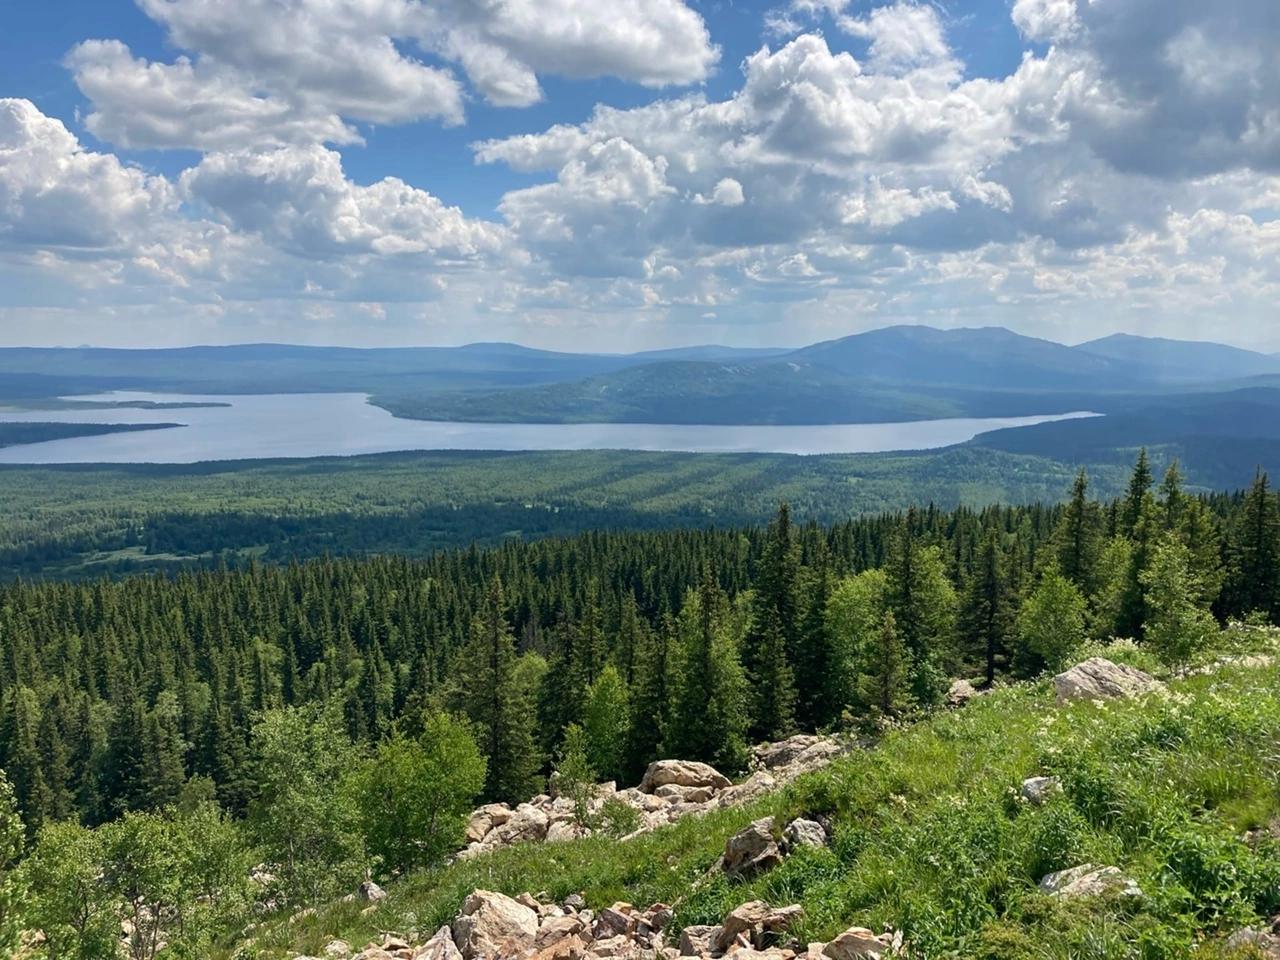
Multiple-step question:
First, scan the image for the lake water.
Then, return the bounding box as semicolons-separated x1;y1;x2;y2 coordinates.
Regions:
0;392;1098;463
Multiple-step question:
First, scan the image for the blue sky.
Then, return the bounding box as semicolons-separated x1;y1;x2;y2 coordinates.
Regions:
1;0;1278;350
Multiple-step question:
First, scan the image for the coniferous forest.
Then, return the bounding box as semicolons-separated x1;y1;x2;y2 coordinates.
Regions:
0;454;1278;957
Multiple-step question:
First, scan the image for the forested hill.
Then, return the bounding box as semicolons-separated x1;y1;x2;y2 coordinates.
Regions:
3;454;1277;837
3;455;1280;958
6;325;1280;426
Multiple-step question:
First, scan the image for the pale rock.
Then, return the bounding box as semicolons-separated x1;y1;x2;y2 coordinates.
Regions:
821;927;894;960
414;926;463;960
493;804;550;844
589;935;640;958
1020;776;1062;805
323;942;352;959
466;804;514;843
1053;658;1165;705
783;819;827;850
655;784;716;804
724;818;782;878
677;925;723;958
359;880;388;903
594;903;635;939
536;915;587;949
640;760;731;793
452;890;540;960
753;736;826;770
719;771;778;809
1038;864;1142;899
715;901;771;952
946;679;978;706
1224;927;1280;957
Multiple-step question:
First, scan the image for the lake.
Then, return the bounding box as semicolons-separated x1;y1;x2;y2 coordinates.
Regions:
0;392;1098;463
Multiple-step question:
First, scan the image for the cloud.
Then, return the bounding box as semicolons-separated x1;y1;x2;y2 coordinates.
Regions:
0;98;174;250
181;145;507;260
69;0;718;151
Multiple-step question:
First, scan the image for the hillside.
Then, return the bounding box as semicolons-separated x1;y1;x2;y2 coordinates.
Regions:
6;326;1280;428
381;326;1280;426
232;643;1280;960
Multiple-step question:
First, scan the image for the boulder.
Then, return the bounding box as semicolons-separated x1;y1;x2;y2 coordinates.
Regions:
322;941;353;959
677;925;723;958
1038;864;1142;900
1020;776;1062;805
493;804;551;844
536;915;588;950
593;903;635;940
358;880;388;903
589;935;641;959
754;735;827;770
414;927;463;960
724;817;783;878
821;927;895;960
640;760;731;794
1053;658;1165;705
715;901;771;952
783;818;827;850
654;784;716;804
946;679;978;706
547;820;588;843
452;890;540;960
466;804;514;843
716;771;777;808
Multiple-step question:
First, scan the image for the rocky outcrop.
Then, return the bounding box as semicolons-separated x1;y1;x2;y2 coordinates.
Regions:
295;891;899;960
1052;658;1165;705
724;818;784;878
452;890;540;960
945;679;979;707
461;735;854;858
1038;864;1142;900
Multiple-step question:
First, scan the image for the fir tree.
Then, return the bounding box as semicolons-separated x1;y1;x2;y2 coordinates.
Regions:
856;611;911;719
960;529;1013;685
1053;469;1103;595
459;577;541;803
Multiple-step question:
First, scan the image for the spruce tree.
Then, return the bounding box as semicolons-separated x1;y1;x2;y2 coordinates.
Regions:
1231;470;1280;620
1122;448;1155;537
459;577;541;803
960;529;1013;685
742;505;800;741
1053;469;1103;595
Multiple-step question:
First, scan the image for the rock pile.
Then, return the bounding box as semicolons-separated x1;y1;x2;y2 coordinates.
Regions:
299;890;902;960
460;736;854;859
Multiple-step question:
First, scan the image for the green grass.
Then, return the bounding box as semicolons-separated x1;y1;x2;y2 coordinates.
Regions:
230;638;1280;960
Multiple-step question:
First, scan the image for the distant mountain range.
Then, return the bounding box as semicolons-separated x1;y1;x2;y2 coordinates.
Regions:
3;325;1280;426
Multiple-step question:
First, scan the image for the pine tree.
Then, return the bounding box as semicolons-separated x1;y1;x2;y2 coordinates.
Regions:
885;514;956;704
459;577;541;803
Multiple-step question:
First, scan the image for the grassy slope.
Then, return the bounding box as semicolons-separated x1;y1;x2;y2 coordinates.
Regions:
238;640;1280;960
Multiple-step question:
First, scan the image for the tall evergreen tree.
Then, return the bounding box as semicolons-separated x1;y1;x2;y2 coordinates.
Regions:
742;505;800;741
856;611;911;719
458;577;541;803
1052;469;1103;595
1122;448;1155;537
1230;470;1280;620
960;529;1013;685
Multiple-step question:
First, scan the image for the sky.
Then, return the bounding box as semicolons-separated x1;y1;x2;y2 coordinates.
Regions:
0;0;1278;351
